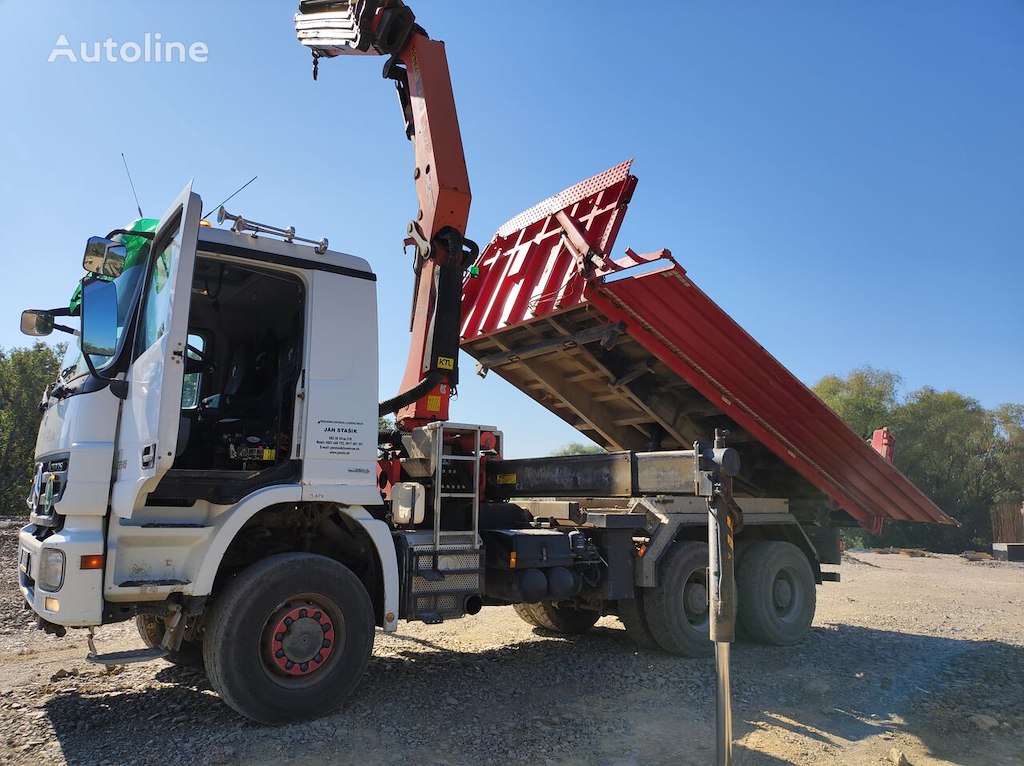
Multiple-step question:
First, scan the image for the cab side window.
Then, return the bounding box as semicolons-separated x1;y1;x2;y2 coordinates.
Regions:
136;214;183;356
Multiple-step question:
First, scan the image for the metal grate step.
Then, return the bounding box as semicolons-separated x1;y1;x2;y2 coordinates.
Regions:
86;647;168;666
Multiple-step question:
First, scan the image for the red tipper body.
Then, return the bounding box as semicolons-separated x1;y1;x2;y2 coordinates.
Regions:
461;162;955;533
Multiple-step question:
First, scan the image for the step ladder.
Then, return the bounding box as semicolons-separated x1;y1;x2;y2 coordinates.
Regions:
431;422;483;552
405;422;492;622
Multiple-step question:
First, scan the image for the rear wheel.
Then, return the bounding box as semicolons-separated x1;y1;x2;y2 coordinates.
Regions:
524;601;599;634
512;603;542;627
618;590;661;651
642;541;714;657
136;614;203;667
203;552;375;723
737;541;816;646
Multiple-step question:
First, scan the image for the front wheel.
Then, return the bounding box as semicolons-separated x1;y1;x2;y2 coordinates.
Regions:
737;541;816;646
203;553;375;723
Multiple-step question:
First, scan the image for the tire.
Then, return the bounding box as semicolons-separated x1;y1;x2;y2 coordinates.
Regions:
526;602;599;634
737;541;816;646
642;541;714;657
136;614;203;667
617;590;661;651
203;552;375;724
512;603;543;627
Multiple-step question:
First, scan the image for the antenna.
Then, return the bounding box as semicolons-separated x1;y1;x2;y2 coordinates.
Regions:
203;176;258;220
121;152;144;219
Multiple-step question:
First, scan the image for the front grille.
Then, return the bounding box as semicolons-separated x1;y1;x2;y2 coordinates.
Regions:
27;456;70;528
18;546;35;591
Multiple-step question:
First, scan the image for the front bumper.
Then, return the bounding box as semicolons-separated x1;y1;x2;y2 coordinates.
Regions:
19;516;105;627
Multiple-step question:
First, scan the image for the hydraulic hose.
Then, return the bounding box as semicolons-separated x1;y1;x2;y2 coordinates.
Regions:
378;368;445;417
377;428;402;445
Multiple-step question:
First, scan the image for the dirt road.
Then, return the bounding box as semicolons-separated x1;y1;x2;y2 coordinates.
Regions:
2;519;1022;766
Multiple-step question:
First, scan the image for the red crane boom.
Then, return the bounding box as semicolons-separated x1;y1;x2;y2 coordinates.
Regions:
296;0;477;429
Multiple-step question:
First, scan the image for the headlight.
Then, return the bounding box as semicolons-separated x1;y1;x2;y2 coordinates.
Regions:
38;549;65;591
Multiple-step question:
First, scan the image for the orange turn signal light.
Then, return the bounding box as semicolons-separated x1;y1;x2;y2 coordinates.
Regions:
80;554;104;570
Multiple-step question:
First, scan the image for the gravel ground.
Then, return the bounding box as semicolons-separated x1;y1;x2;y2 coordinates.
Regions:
2;517;1023;766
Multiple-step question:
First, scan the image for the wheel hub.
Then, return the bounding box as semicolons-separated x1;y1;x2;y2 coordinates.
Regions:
684;581;708;617
773;577;794;611
266;603;335;676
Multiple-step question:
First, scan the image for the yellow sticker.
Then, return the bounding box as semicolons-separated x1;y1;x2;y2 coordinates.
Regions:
426;395;442;411
437;356;455;370
263;449;276;461
495;474;517;485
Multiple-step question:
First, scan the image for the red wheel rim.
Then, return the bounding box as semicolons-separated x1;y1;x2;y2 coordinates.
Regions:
264;600;336;677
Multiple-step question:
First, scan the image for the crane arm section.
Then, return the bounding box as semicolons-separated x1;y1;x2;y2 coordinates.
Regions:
295;1;477;429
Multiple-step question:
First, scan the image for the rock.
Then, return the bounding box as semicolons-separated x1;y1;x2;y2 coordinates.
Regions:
803;678;831;697
889;748;911;765
963;551;993;562
969;713;999;732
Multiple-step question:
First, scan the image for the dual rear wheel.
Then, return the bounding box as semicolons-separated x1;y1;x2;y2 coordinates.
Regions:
619;539;816;655
736;540;817;646
513;601;600;634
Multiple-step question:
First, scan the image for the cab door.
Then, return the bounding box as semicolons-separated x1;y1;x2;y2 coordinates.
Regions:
110;183;202;518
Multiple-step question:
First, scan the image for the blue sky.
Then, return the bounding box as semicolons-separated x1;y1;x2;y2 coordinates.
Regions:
1;1;1021;457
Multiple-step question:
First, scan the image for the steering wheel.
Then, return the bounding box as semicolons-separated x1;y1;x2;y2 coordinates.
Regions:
185;343;216;374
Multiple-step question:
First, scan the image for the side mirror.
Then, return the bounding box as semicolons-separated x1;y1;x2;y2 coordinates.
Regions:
83;237;127;278
21;310;55;337
80;278;118;359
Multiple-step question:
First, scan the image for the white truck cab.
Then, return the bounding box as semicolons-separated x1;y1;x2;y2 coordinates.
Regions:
19;184;394;636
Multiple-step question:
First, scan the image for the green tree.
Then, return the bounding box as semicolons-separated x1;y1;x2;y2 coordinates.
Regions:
991;403;1024;506
813;366;1016;552
885;387;997;551
0;343;62;516
550;442;604;456
813;366;901;438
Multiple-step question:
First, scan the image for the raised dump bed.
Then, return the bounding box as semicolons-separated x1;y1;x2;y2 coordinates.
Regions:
461;161;955;533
